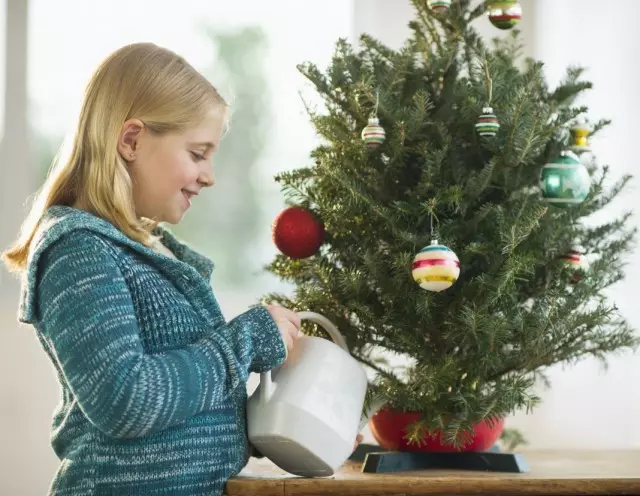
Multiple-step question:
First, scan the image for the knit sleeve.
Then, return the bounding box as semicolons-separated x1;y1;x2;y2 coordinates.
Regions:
35;231;287;439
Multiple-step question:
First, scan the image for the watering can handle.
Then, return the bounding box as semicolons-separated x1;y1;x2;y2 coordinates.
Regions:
295;313;387;431
296;311;349;352
259;311;349;404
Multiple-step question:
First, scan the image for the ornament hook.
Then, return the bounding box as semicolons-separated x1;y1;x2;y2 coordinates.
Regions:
484;57;493;106
373;89;380;118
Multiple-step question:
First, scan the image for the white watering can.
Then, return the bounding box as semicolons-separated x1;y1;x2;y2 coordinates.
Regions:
247;311;382;477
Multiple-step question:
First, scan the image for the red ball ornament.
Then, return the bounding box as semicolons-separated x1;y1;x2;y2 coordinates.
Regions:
272;206;325;259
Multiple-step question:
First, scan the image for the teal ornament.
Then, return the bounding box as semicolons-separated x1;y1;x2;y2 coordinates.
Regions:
539;152;590;207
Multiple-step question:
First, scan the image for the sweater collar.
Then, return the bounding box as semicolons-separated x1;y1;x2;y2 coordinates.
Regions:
19;205;215;324
44;205;214;276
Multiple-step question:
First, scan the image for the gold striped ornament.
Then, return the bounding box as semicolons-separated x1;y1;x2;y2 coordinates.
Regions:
570;121;591;154
412;240;461;292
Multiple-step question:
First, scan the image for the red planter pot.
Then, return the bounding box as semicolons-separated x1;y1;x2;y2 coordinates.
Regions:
369;408;505;452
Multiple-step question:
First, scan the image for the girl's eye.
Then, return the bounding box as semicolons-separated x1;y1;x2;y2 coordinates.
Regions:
190;151;206;161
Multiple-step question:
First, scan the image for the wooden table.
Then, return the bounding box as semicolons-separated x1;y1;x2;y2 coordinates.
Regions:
226;450;640;495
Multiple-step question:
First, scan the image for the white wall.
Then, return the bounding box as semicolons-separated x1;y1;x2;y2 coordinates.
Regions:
352;0;640;450
507;0;640;450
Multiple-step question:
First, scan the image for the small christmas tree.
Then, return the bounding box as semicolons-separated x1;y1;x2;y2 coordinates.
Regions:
262;0;638;447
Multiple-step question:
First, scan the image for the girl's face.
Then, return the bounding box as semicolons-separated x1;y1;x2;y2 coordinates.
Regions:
118;107;226;224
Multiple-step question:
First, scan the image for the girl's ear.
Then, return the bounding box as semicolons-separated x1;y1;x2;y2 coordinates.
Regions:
117;119;145;162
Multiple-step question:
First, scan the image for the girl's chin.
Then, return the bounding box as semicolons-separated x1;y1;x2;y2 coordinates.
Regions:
156;208;185;225
164;212;185;225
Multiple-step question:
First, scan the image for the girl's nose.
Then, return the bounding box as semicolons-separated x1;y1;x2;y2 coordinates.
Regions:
198;163;215;187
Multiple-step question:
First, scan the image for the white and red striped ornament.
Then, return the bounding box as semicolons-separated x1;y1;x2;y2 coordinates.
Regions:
361;117;386;149
559;248;588;283
412;240;461;292
487;1;522;30
427;0;452;14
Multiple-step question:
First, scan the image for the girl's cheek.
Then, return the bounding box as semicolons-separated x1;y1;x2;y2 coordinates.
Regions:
183;160;200;185
174;156;192;180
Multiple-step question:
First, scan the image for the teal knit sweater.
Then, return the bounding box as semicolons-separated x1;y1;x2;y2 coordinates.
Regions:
18;205;286;495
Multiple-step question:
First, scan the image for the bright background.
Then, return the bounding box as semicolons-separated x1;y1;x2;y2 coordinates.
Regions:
0;1;638;493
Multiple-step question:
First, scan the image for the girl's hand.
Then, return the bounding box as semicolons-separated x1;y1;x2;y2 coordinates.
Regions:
354;434;364;452
265;304;301;357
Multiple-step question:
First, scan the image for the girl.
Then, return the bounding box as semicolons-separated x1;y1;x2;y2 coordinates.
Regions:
1;42;302;495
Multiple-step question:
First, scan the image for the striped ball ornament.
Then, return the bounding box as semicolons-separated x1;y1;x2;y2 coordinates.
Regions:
427;0;452;13
362;117;386;148
412;240;461;292
487;1;522;30
559;248;588;283
475;107;500;137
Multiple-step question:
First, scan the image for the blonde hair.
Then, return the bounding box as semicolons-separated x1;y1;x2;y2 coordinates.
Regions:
2;42;227;273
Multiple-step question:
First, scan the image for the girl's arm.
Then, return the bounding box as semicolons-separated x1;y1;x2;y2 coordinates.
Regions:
36;230;286;439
